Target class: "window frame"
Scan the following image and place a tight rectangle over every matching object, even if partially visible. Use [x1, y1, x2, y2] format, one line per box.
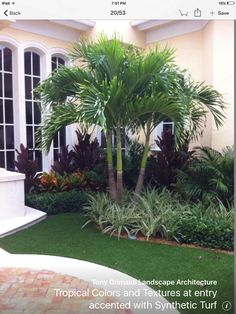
[51, 54, 67, 161]
[151, 119, 175, 151]
[95, 127, 127, 151]
[0, 45, 15, 170]
[24, 49, 43, 171]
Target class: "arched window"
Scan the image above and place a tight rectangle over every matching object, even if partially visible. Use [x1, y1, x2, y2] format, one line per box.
[0, 46, 15, 170]
[51, 55, 66, 161]
[152, 118, 174, 151]
[24, 51, 42, 170]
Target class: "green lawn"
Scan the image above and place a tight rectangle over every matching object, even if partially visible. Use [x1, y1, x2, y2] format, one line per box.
[0, 213, 233, 314]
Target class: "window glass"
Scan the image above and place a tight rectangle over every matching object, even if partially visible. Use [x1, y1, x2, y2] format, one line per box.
[5, 125, 14, 149]
[0, 99, 3, 123]
[5, 100, 13, 124]
[100, 129, 126, 150]
[6, 151, 14, 170]
[0, 125, 4, 149]
[26, 101, 32, 124]
[24, 51, 31, 75]
[33, 52, 40, 76]
[4, 48, 12, 72]
[4, 73, 13, 98]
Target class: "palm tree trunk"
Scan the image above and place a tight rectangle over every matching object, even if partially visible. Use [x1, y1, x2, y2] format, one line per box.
[106, 130, 117, 200]
[135, 124, 151, 194]
[116, 127, 123, 202]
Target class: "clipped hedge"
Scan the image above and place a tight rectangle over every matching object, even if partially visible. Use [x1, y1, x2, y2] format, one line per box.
[26, 190, 88, 215]
[176, 215, 234, 250]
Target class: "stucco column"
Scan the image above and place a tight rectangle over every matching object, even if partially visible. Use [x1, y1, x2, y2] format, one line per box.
[41, 53, 53, 172]
[15, 45, 27, 149]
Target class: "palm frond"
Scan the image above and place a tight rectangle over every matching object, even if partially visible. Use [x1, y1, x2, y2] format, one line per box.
[37, 103, 82, 153]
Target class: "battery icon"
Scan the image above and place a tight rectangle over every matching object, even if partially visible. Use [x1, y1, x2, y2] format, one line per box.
[227, 1, 235, 4]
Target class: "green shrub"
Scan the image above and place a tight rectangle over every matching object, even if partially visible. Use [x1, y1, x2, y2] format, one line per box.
[174, 146, 234, 206]
[83, 188, 234, 250]
[123, 136, 144, 189]
[26, 190, 88, 215]
[176, 216, 233, 250]
[174, 201, 234, 250]
[85, 170, 107, 191]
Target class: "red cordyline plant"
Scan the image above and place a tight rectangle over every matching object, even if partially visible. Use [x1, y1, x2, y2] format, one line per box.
[14, 144, 38, 193]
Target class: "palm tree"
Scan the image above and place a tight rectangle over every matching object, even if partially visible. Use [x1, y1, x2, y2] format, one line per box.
[133, 68, 226, 194]
[36, 35, 225, 201]
[36, 35, 182, 202]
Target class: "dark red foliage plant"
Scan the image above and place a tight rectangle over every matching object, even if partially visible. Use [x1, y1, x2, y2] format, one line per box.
[146, 129, 191, 188]
[72, 129, 102, 171]
[51, 145, 76, 175]
[14, 144, 39, 193]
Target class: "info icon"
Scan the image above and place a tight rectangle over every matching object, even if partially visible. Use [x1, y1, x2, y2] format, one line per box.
[222, 301, 232, 311]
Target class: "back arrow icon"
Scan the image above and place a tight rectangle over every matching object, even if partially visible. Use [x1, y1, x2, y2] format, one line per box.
[4, 10, 8, 16]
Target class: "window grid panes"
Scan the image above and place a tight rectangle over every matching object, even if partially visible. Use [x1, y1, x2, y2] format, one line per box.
[152, 118, 174, 151]
[51, 56, 66, 161]
[24, 51, 42, 171]
[0, 47, 15, 170]
[100, 128, 126, 150]
[163, 118, 174, 134]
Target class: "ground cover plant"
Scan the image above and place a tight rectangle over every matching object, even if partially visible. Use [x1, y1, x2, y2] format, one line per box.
[0, 214, 233, 314]
[83, 188, 234, 250]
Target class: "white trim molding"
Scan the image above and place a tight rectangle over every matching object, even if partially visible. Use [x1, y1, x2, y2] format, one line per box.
[52, 20, 96, 31]
[131, 20, 209, 43]
[130, 20, 172, 31]
[49, 48, 69, 60]
[22, 41, 48, 55]
[9, 20, 91, 42]
[0, 35, 20, 49]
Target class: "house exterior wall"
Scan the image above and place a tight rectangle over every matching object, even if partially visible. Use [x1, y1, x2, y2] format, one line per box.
[146, 20, 234, 151]
[147, 31, 204, 148]
[205, 21, 234, 151]
[0, 25, 72, 50]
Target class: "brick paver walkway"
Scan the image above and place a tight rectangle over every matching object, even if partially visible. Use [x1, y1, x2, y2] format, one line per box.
[0, 268, 132, 314]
